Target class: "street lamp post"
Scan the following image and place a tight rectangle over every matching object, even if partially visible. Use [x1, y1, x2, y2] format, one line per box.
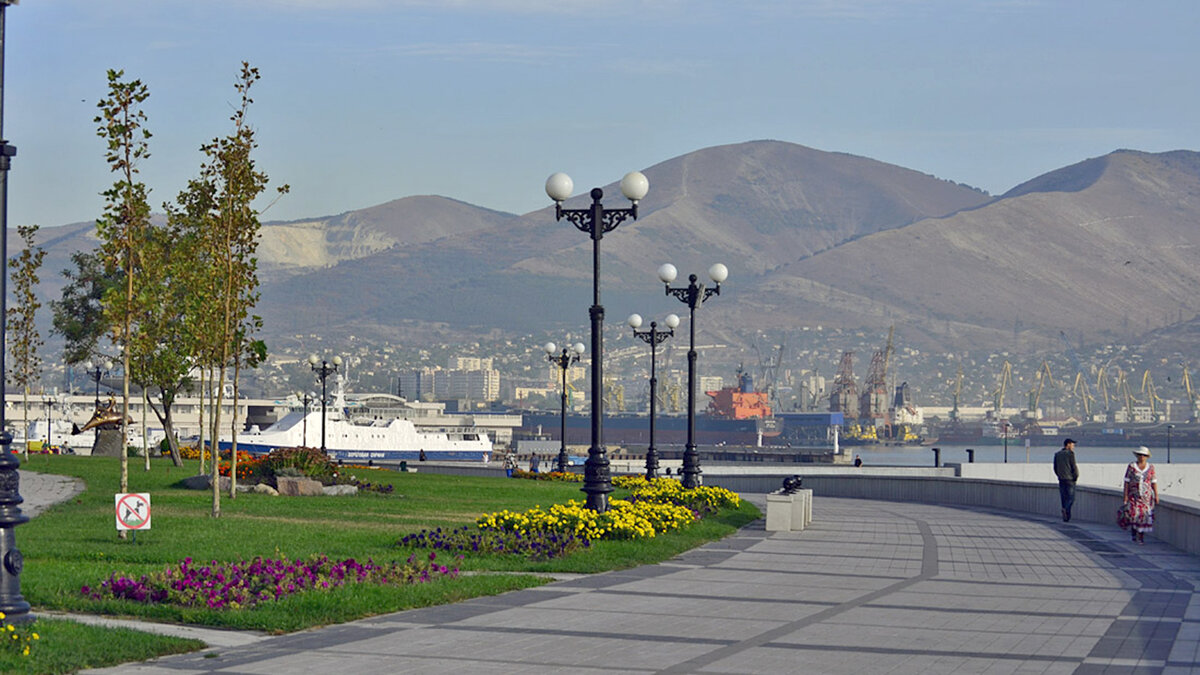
[295, 391, 315, 448]
[545, 342, 585, 473]
[545, 170, 649, 512]
[308, 355, 342, 453]
[659, 263, 728, 489]
[43, 395, 52, 452]
[1003, 420, 1009, 463]
[1167, 423, 1174, 464]
[628, 313, 679, 480]
[84, 360, 114, 408]
[0, 0, 32, 625]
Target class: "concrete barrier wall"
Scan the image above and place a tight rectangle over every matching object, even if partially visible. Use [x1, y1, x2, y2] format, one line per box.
[703, 472, 1200, 557]
[954, 462, 1200, 502]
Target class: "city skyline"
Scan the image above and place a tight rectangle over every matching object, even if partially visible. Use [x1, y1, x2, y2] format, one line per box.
[8, 1, 1199, 229]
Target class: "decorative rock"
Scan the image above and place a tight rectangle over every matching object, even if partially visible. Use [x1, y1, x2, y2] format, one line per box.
[276, 477, 323, 497]
[322, 484, 358, 496]
[251, 484, 279, 496]
[91, 428, 125, 457]
[180, 475, 232, 492]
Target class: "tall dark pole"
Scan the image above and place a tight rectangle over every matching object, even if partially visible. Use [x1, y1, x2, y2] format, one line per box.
[546, 343, 583, 473]
[630, 315, 676, 480]
[309, 356, 341, 453]
[1003, 420, 1009, 463]
[0, 0, 31, 625]
[661, 264, 727, 489]
[1167, 424, 1174, 464]
[547, 172, 648, 512]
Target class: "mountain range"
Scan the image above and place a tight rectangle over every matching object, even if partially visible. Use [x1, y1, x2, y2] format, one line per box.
[24, 140, 1200, 357]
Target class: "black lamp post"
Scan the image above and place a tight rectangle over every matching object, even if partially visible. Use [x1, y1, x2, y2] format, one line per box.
[84, 360, 114, 408]
[545, 170, 649, 512]
[628, 313, 678, 479]
[295, 391, 315, 448]
[0, 0, 31, 626]
[659, 263, 728, 489]
[43, 395, 52, 452]
[544, 341, 585, 473]
[1167, 423, 1174, 464]
[1003, 420, 1009, 463]
[308, 355, 341, 453]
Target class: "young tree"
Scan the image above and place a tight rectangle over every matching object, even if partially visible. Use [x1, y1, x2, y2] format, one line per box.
[8, 224, 46, 458]
[95, 69, 152, 507]
[181, 63, 285, 516]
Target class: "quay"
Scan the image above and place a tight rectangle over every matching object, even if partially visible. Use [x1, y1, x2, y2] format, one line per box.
[17, 470, 1200, 674]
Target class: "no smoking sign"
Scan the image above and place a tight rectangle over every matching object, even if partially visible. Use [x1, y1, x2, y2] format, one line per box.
[115, 493, 152, 531]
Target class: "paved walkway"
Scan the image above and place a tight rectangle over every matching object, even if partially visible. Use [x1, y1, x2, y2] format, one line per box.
[19, 471, 1200, 673]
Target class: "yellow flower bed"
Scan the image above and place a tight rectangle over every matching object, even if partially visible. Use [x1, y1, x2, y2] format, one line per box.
[477, 498, 696, 541]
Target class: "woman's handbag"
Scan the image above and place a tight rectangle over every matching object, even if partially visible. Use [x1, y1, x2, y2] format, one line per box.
[1117, 503, 1132, 529]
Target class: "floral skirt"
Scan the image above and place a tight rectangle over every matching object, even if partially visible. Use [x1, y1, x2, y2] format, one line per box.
[1122, 497, 1155, 532]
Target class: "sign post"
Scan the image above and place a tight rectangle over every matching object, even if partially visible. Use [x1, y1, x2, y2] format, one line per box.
[115, 493, 151, 543]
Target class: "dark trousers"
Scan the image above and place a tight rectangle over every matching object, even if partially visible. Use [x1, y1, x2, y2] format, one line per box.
[1059, 480, 1076, 517]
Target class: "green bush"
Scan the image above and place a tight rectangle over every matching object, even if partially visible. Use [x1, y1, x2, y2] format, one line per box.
[263, 447, 335, 484]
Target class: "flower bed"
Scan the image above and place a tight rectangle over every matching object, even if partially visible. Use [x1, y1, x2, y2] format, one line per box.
[512, 470, 582, 482]
[398, 525, 588, 561]
[81, 553, 456, 610]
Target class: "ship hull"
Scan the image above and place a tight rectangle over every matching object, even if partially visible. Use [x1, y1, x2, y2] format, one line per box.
[519, 411, 779, 447]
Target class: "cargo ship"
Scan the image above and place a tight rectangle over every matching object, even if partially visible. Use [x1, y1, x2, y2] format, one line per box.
[518, 370, 781, 446]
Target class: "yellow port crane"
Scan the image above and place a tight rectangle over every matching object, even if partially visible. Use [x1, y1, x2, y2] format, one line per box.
[1184, 363, 1198, 422]
[1116, 368, 1138, 422]
[991, 360, 1012, 413]
[1072, 372, 1094, 421]
[1141, 370, 1163, 423]
[1026, 361, 1056, 420]
[1096, 365, 1112, 421]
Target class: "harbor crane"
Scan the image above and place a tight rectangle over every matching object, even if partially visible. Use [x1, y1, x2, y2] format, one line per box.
[1025, 361, 1056, 421]
[1183, 363, 1198, 422]
[948, 363, 964, 422]
[990, 360, 1012, 413]
[1116, 368, 1138, 423]
[1072, 372, 1095, 421]
[1141, 370, 1163, 423]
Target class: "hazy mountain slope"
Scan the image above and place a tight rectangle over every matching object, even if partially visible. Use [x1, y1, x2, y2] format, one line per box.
[749, 150, 1200, 347]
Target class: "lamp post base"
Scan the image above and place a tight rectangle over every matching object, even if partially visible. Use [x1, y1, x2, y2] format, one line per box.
[681, 444, 701, 488]
[582, 446, 612, 512]
[644, 447, 659, 480]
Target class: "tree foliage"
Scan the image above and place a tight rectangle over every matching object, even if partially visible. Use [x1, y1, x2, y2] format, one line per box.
[50, 250, 119, 365]
[95, 69, 152, 498]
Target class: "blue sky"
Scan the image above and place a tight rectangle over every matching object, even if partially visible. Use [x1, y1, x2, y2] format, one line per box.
[6, 0, 1198, 227]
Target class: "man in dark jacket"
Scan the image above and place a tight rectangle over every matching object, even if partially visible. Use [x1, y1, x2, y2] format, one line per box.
[1054, 438, 1079, 521]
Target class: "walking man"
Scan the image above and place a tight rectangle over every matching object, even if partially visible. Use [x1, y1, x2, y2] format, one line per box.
[1054, 438, 1079, 522]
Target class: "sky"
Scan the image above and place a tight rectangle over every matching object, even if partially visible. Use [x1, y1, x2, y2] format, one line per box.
[5, 0, 1200, 228]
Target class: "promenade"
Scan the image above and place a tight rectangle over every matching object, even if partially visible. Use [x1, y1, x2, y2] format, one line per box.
[19, 471, 1200, 674]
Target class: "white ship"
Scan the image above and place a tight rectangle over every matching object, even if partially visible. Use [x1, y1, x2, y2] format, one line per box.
[220, 381, 493, 462]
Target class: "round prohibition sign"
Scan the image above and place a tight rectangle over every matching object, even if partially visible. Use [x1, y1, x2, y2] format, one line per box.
[116, 493, 151, 530]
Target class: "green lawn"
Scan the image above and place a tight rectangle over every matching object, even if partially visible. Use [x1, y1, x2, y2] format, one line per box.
[10, 454, 759, 672]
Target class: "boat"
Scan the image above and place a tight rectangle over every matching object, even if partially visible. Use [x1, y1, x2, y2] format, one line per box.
[220, 381, 493, 462]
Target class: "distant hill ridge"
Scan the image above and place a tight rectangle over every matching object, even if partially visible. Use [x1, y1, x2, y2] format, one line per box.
[24, 141, 1200, 354]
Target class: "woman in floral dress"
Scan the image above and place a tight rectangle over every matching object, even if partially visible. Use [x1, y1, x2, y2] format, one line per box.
[1123, 446, 1158, 544]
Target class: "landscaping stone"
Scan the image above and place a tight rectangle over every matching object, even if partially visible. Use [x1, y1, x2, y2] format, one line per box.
[322, 484, 358, 496]
[276, 476, 323, 496]
[181, 474, 232, 492]
[251, 484, 279, 496]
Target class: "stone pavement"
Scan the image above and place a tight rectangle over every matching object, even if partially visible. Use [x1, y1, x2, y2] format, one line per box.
[17, 471, 1200, 673]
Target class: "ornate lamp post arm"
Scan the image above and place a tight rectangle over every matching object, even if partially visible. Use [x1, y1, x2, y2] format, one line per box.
[309, 355, 342, 453]
[545, 171, 648, 513]
[629, 314, 678, 479]
[659, 263, 728, 489]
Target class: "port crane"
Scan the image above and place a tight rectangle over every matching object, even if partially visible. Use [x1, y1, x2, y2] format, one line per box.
[1096, 364, 1113, 422]
[1183, 363, 1198, 422]
[990, 360, 1012, 413]
[1072, 372, 1094, 421]
[1116, 368, 1138, 422]
[948, 364, 964, 423]
[1025, 361, 1056, 421]
[1140, 370, 1163, 423]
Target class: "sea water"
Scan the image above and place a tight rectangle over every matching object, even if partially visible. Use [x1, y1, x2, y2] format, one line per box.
[850, 443, 1200, 467]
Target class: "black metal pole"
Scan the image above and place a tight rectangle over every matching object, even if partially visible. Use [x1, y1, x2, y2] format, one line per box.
[1168, 424, 1173, 464]
[664, 273, 719, 489]
[0, 0, 31, 625]
[631, 321, 673, 480]
[320, 375, 327, 452]
[1003, 421, 1009, 463]
[548, 347, 579, 474]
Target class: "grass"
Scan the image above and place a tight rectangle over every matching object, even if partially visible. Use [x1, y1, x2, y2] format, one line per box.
[0, 618, 202, 675]
[12, 454, 759, 671]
